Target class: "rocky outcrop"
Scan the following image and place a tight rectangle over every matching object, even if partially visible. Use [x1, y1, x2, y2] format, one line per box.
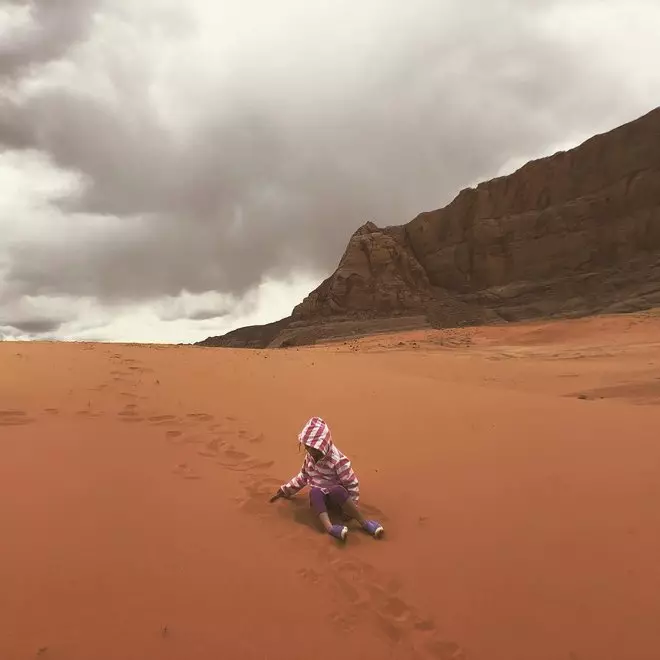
[195, 316, 293, 348]
[290, 222, 431, 320]
[198, 106, 660, 348]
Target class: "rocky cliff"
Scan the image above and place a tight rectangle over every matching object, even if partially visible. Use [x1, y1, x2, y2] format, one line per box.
[198, 106, 660, 348]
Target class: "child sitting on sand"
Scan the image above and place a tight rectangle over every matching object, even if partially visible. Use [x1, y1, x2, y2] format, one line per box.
[269, 416, 384, 541]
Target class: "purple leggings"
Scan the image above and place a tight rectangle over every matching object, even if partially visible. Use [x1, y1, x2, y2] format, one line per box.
[309, 486, 350, 515]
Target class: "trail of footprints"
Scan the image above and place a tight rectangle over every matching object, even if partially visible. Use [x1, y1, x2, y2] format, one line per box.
[114, 402, 464, 657]
[84, 352, 153, 402]
[5, 351, 465, 659]
[319, 557, 464, 660]
[238, 470, 465, 659]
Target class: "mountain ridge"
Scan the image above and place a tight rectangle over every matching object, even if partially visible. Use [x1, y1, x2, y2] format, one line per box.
[198, 106, 660, 348]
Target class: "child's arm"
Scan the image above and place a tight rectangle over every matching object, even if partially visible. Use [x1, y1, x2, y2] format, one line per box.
[280, 469, 309, 498]
[269, 462, 309, 502]
[336, 457, 360, 505]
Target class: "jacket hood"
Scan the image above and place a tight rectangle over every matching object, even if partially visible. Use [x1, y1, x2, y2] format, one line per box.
[298, 417, 333, 457]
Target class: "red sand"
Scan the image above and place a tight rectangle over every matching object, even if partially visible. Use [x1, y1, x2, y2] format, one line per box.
[2, 312, 660, 659]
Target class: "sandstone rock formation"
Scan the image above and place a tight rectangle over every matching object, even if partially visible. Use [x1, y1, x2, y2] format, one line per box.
[291, 222, 431, 320]
[197, 106, 660, 348]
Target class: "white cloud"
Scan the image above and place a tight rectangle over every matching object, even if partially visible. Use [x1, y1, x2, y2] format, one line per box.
[2, 282, 320, 344]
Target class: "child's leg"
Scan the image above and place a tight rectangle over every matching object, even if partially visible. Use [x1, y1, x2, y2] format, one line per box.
[309, 487, 336, 533]
[339, 495, 369, 526]
[325, 486, 367, 524]
[327, 486, 384, 538]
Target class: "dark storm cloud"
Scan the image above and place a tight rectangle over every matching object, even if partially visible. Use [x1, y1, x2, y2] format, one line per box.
[186, 309, 230, 322]
[0, 1, 654, 305]
[0, 0, 97, 79]
[3, 317, 62, 334]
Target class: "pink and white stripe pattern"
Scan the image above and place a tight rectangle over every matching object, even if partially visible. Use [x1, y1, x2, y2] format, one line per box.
[280, 417, 360, 504]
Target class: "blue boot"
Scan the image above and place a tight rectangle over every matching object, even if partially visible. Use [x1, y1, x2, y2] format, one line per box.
[329, 524, 348, 541]
[362, 520, 384, 538]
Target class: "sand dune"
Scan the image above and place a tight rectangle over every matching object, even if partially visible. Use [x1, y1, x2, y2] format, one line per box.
[2, 312, 660, 659]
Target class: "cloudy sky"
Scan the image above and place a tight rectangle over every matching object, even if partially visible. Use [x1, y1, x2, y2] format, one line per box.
[1, 0, 659, 343]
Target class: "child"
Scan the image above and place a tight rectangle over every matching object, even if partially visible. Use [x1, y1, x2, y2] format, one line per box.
[269, 416, 384, 541]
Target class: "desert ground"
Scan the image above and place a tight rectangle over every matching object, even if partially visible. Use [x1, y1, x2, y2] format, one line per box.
[2, 311, 660, 660]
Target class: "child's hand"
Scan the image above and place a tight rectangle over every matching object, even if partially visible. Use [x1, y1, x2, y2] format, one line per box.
[269, 489, 284, 503]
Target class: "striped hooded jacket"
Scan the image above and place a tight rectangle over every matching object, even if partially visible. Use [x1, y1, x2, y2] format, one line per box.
[280, 417, 360, 504]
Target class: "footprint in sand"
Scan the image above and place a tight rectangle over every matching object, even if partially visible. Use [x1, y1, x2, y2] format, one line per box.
[197, 436, 226, 458]
[224, 447, 250, 461]
[172, 462, 200, 480]
[119, 416, 144, 423]
[0, 410, 35, 426]
[215, 444, 274, 472]
[186, 413, 214, 423]
[149, 415, 179, 426]
[297, 567, 322, 584]
[117, 405, 144, 422]
[127, 365, 154, 375]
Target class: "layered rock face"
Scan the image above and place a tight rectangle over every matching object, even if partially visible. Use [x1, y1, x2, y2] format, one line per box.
[405, 106, 660, 319]
[290, 222, 431, 320]
[197, 106, 660, 348]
